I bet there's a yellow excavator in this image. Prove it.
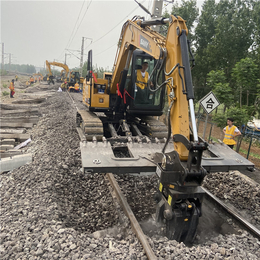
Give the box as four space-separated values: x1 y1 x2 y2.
68 70 84 87
45 60 84 87
59 69 66 82
76 15 254 243
33 73 43 79
45 61 70 85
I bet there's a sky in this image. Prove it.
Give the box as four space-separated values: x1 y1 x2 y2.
1 0 204 72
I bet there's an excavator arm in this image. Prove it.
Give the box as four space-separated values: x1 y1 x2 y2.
45 60 53 77
45 60 69 79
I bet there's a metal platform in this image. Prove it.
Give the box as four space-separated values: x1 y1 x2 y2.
80 140 254 174
201 142 254 172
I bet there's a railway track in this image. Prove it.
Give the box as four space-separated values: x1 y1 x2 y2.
67 90 260 259
203 187 260 239
2 84 259 259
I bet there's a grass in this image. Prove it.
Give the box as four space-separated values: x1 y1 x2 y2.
2 91 9 96
2 83 7 88
209 136 219 142
235 146 260 160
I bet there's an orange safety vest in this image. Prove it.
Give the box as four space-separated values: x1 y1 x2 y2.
9 82 14 91
30 78 34 82
223 125 237 145
136 70 149 90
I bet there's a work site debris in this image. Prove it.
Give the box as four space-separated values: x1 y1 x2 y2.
13 138 31 150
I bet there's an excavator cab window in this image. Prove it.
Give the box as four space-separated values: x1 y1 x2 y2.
126 50 165 116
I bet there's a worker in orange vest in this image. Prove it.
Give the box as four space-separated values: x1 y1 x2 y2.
30 77 34 85
223 118 241 149
9 79 15 98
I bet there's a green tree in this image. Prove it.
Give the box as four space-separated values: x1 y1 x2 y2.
213 106 251 128
193 0 256 101
251 0 260 76
193 0 217 100
211 0 254 75
82 61 88 78
171 0 199 41
232 57 259 107
207 70 233 110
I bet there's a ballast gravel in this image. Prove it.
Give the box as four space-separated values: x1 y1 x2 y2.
203 171 260 229
1 90 259 259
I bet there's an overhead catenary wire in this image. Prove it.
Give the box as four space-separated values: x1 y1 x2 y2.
91 0 146 45
57 0 147 67
68 0 93 48
57 0 92 62
91 0 148 60
57 0 86 61
94 43 118 57
66 0 87 49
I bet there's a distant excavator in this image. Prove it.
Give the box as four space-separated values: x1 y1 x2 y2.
45 60 84 87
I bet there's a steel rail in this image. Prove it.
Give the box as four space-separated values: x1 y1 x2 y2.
106 173 157 260
68 90 155 258
66 90 79 111
202 187 260 239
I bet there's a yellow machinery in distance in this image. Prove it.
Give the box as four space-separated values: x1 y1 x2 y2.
33 73 43 79
77 15 254 243
45 60 84 86
45 60 69 85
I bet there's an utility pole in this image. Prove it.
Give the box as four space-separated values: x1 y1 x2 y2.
80 37 84 76
80 37 92 76
65 53 70 64
9 53 11 72
151 0 163 32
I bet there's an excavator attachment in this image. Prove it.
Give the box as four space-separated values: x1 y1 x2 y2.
79 137 254 174
79 125 254 243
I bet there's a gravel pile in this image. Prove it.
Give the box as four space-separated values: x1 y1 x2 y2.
0 92 120 259
203 171 260 229
1 92 259 259
115 174 158 221
149 231 260 259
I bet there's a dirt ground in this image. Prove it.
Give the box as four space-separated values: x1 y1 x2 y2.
0 73 37 103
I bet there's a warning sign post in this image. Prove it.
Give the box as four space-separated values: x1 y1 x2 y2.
199 92 220 139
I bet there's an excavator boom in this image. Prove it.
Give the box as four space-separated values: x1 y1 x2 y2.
45 60 69 79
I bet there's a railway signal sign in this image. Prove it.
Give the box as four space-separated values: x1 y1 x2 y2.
200 91 220 114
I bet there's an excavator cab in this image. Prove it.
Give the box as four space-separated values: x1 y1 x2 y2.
126 50 165 116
